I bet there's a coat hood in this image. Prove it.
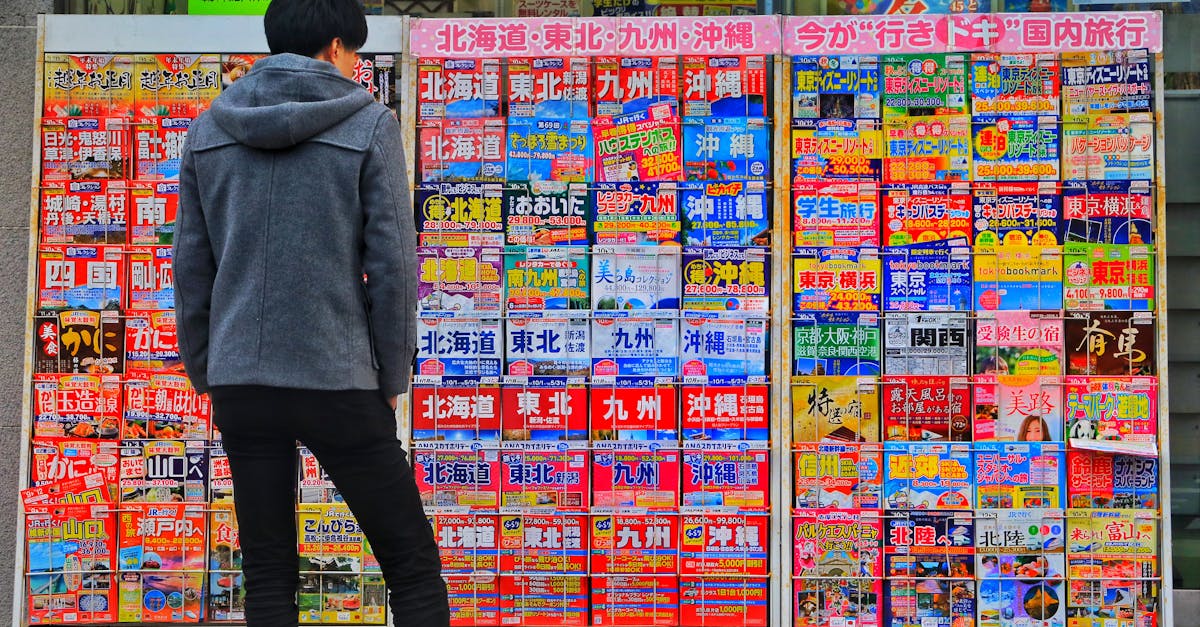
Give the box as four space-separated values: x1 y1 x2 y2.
208 53 375 150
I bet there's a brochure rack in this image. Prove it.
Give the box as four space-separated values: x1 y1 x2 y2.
17 11 1172 627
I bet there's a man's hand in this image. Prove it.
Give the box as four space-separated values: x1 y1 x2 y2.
389 395 398 411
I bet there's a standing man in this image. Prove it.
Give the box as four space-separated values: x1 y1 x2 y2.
172 0 450 625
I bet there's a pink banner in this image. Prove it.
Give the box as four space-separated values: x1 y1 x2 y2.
783 12 1161 55
409 16 782 57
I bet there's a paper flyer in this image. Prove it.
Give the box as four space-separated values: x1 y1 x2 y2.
970 53 1061 117
883 442 974 509
972 181 1062 248
681 180 770 247
591 182 681 245
792 55 881 121
882 312 970 376
975 310 1064 376
593 103 684 182
681 117 769 181
792 118 882 181
792 376 880 442
793 247 882 312
506 57 590 119
793 181 880 248
503 181 589 246
683 55 768 118
793 312 880 376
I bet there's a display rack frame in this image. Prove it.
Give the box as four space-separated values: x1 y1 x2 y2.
15 12 1174 627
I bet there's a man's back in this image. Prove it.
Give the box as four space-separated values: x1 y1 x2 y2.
174 53 416 398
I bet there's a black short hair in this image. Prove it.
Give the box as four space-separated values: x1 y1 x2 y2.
264 0 368 57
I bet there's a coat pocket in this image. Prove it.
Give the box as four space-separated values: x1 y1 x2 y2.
361 283 381 370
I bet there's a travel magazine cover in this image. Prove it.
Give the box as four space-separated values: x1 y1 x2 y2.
591 246 682 311
1065 312 1155 376
881 237 972 312
681 117 770 181
415 318 504 381
296 504 385 625
505 117 592 182
417 58 501 120
506 56 590 119
976 509 1067 627
591 317 680 379
792 443 883 509
680 315 769 383
971 115 1061 181
883 443 974 510
410 385 502 442
882 312 970 376
880 183 972 246
1065 509 1159 627
116 503 206 622
793 181 880 248
415 182 504 235
1063 243 1156 311
1067 450 1159 509
683 55 768 118
40 181 128 246
124 310 179 371
503 246 589 312
973 245 1063 311
793 247 882 312
975 442 1066 508
1063 180 1154 245
594 56 679 116
129 181 178 246
681 441 770 510
418 118 506 183
682 247 769 313
43 54 134 118
792 376 880 443
502 181 588 246
969 53 1060 117
416 246 503 314
880 375 971 441
882 54 968 119
792 118 882 181
589 384 679 441
975 310 1064 376
681 383 770 441
793 312 880 376
972 181 1062 248
505 317 590 377
33 308 124 375
973 374 1064 442
499 444 590 510
1064 376 1158 456
792 54 881 121
591 182 681 245
792 508 883 627
591 442 681 510
883 511 975 627
680 180 771 247
882 116 972 183
593 103 683 182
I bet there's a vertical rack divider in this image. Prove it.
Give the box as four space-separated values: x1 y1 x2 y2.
397 15 418 452
1153 44 1174 627
769 49 795 627
11 15 47 627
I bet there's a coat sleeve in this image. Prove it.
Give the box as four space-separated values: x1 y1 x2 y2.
172 142 216 393
361 112 418 398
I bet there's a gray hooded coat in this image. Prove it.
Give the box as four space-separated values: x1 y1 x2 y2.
173 53 416 399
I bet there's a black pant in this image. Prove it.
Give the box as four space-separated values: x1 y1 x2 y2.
210 386 449 627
